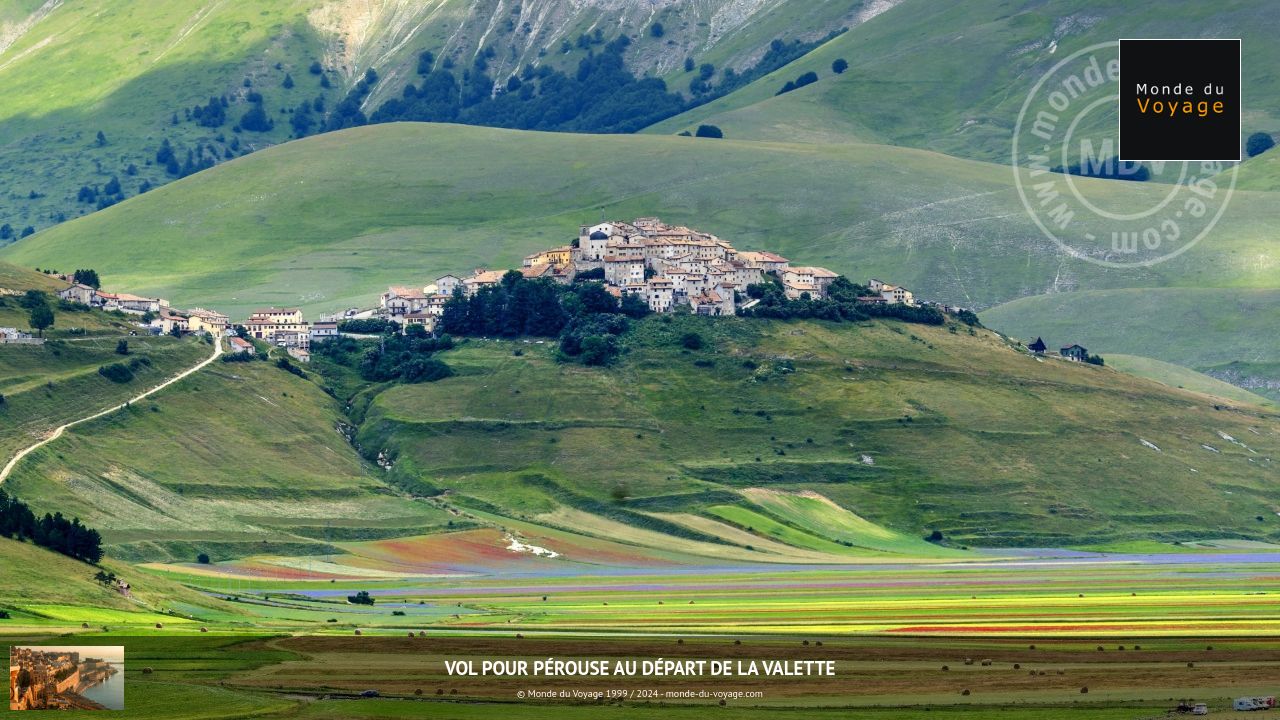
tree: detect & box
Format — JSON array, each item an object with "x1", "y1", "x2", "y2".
[
  {"x1": 1246, "y1": 131, "x2": 1275, "y2": 158},
  {"x1": 684, "y1": 56, "x2": 695, "y2": 72},
  {"x1": 29, "y1": 304, "x2": 53, "y2": 336},
  {"x1": 695, "y1": 124, "x2": 723, "y2": 138},
  {"x1": 115, "y1": 339, "x2": 129, "y2": 355},
  {"x1": 96, "y1": 130, "x2": 107, "y2": 146},
  {"x1": 832, "y1": 58, "x2": 848, "y2": 74},
  {"x1": 0, "y1": 224, "x2": 11, "y2": 240},
  {"x1": 620, "y1": 292, "x2": 649, "y2": 318},
  {"x1": 73, "y1": 268, "x2": 101, "y2": 289},
  {"x1": 348, "y1": 590, "x2": 375, "y2": 605},
  {"x1": 309, "y1": 60, "x2": 323, "y2": 75},
  {"x1": 650, "y1": 22, "x2": 664, "y2": 38},
  {"x1": 240, "y1": 102, "x2": 274, "y2": 132},
  {"x1": 282, "y1": 73, "x2": 294, "y2": 89},
  {"x1": 20, "y1": 226, "x2": 33, "y2": 238},
  {"x1": 680, "y1": 332, "x2": 704, "y2": 350},
  {"x1": 197, "y1": 552, "x2": 210, "y2": 564}
]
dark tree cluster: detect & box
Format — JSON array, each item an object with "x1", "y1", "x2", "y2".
[
  {"x1": 370, "y1": 37, "x2": 685, "y2": 134},
  {"x1": 0, "y1": 490, "x2": 103, "y2": 564},
  {"x1": 438, "y1": 271, "x2": 637, "y2": 366},
  {"x1": 777, "y1": 70, "x2": 819, "y2": 96},
  {"x1": 741, "y1": 276, "x2": 946, "y2": 326},
  {"x1": 323, "y1": 68, "x2": 379, "y2": 132},
  {"x1": 192, "y1": 95, "x2": 229, "y2": 128},
  {"x1": 1050, "y1": 157, "x2": 1149, "y2": 182},
  {"x1": 337, "y1": 318, "x2": 395, "y2": 334},
  {"x1": 72, "y1": 268, "x2": 101, "y2": 289},
  {"x1": 313, "y1": 330, "x2": 456, "y2": 384}
]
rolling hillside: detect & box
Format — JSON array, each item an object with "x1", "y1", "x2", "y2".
[
  {"x1": 8, "y1": 312, "x2": 1279, "y2": 559},
  {"x1": 648, "y1": 0, "x2": 1280, "y2": 160},
  {"x1": 3, "y1": 357, "x2": 449, "y2": 562},
  {"x1": 0, "y1": 261, "x2": 210, "y2": 460},
  {"x1": 353, "y1": 315, "x2": 1280, "y2": 547},
  {"x1": 4, "y1": 123, "x2": 1279, "y2": 321},
  {"x1": 0, "y1": 0, "x2": 868, "y2": 237}
]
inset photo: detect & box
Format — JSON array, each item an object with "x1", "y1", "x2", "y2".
[{"x1": 9, "y1": 646, "x2": 124, "y2": 711}]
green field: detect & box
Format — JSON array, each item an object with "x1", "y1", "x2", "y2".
[{"x1": 1104, "y1": 355, "x2": 1273, "y2": 407}]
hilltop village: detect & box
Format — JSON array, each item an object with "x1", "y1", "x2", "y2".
[{"x1": 30, "y1": 219, "x2": 1107, "y2": 370}]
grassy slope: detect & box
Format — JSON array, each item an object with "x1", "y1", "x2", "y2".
[
  {"x1": 5, "y1": 123, "x2": 1280, "y2": 321},
  {"x1": 1104, "y1": 354, "x2": 1273, "y2": 408},
  {"x1": 0, "y1": 536, "x2": 235, "y2": 622},
  {"x1": 981, "y1": 288, "x2": 1280, "y2": 370},
  {"x1": 356, "y1": 315, "x2": 1280, "y2": 547},
  {"x1": 0, "y1": 261, "x2": 210, "y2": 459},
  {"x1": 647, "y1": 0, "x2": 1280, "y2": 160},
  {"x1": 3, "y1": 357, "x2": 447, "y2": 562},
  {"x1": 0, "y1": 0, "x2": 858, "y2": 237}
]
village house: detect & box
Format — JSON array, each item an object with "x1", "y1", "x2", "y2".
[
  {"x1": 98, "y1": 291, "x2": 166, "y2": 315},
  {"x1": 154, "y1": 308, "x2": 189, "y2": 335},
  {"x1": 244, "y1": 307, "x2": 309, "y2": 346},
  {"x1": 868, "y1": 279, "x2": 915, "y2": 306},
  {"x1": 1028, "y1": 337, "x2": 1047, "y2": 355},
  {"x1": 1060, "y1": 343, "x2": 1088, "y2": 362},
  {"x1": 185, "y1": 308, "x2": 229, "y2": 336},
  {"x1": 309, "y1": 321, "x2": 338, "y2": 343},
  {"x1": 462, "y1": 269, "x2": 505, "y2": 295},
  {"x1": 57, "y1": 283, "x2": 98, "y2": 305},
  {"x1": 227, "y1": 336, "x2": 255, "y2": 355},
  {"x1": 0, "y1": 327, "x2": 42, "y2": 345},
  {"x1": 435, "y1": 274, "x2": 463, "y2": 297}
]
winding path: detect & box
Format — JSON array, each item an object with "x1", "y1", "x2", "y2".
[{"x1": 0, "y1": 337, "x2": 222, "y2": 484}]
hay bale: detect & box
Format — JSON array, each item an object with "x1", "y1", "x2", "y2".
[
  {"x1": 436, "y1": 688, "x2": 444, "y2": 695},
  {"x1": 1013, "y1": 663, "x2": 1021, "y2": 670},
  {"x1": 414, "y1": 689, "x2": 422, "y2": 696},
  {"x1": 200, "y1": 627, "x2": 208, "y2": 633},
  {"x1": 418, "y1": 631, "x2": 426, "y2": 637},
  {"x1": 1080, "y1": 686, "x2": 1088, "y2": 694},
  {"x1": 961, "y1": 689, "x2": 970, "y2": 696},
  {"x1": 407, "y1": 632, "x2": 415, "y2": 637},
  {"x1": 1096, "y1": 646, "x2": 1104, "y2": 651},
  {"x1": 677, "y1": 639, "x2": 683, "y2": 645},
  {"x1": 81, "y1": 622, "x2": 89, "y2": 629},
  {"x1": 142, "y1": 667, "x2": 154, "y2": 675},
  {"x1": 1028, "y1": 670, "x2": 1036, "y2": 676},
  {"x1": 815, "y1": 641, "x2": 823, "y2": 647},
  {"x1": 354, "y1": 629, "x2": 362, "y2": 635},
  {"x1": 941, "y1": 665, "x2": 949, "y2": 671},
  {"x1": 1205, "y1": 645, "x2": 1213, "y2": 651},
  {"x1": 734, "y1": 639, "x2": 741, "y2": 645},
  {"x1": 155, "y1": 623, "x2": 164, "y2": 629},
  {"x1": 515, "y1": 633, "x2": 524, "y2": 639},
  {"x1": 1187, "y1": 662, "x2": 1195, "y2": 668},
  {"x1": 1117, "y1": 645, "x2": 1125, "y2": 651},
  {"x1": 1028, "y1": 644, "x2": 1036, "y2": 650},
  {"x1": 802, "y1": 640, "x2": 810, "y2": 646},
  {"x1": 980, "y1": 659, "x2": 992, "y2": 666},
  {"x1": 1134, "y1": 644, "x2": 1141, "y2": 650},
  {"x1": 963, "y1": 658, "x2": 974, "y2": 665}
]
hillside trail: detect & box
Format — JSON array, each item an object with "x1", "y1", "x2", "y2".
[{"x1": 0, "y1": 336, "x2": 223, "y2": 484}]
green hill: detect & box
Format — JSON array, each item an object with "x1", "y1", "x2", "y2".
[
  {"x1": 0, "y1": 261, "x2": 211, "y2": 460},
  {"x1": 3, "y1": 357, "x2": 448, "y2": 563},
  {"x1": 4, "y1": 123, "x2": 1280, "y2": 322},
  {"x1": 9, "y1": 313, "x2": 1279, "y2": 556},
  {"x1": 1105, "y1": 354, "x2": 1274, "y2": 408},
  {"x1": 648, "y1": 0, "x2": 1280, "y2": 160},
  {"x1": 981, "y1": 288, "x2": 1280, "y2": 387},
  {"x1": 352, "y1": 315, "x2": 1280, "y2": 547},
  {"x1": 0, "y1": 0, "x2": 861, "y2": 237}
]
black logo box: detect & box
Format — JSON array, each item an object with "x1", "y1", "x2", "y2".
[{"x1": 1119, "y1": 39, "x2": 1241, "y2": 162}]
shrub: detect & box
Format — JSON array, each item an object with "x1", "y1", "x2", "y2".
[
  {"x1": 348, "y1": 590, "x2": 375, "y2": 605},
  {"x1": 694, "y1": 124, "x2": 723, "y2": 139},
  {"x1": 196, "y1": 553, "x2": 210, "y2": 564},
  {"x1": 1246, "y1": 131, "x2": 1275, "y2": 157},
  {"x1": 115, "y1": 339, "x2": 129, "y2": 355},
  {"x1": 97, "y1": 363, "x2": 134, "y2": 383},
  {"x1": 832, "y1": 58, "x2": 848, "y2": 74},
  {"x1": 680, "y1": 332, "x2": 704, "y2": 350}
]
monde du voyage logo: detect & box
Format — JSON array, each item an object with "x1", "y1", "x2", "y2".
[{"x1": 1012, "y1": 39, "x2": 1240, "y2": 268}]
